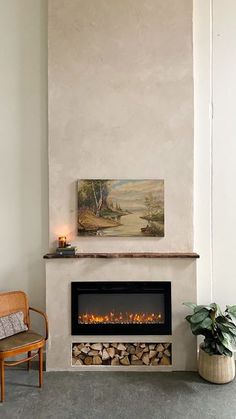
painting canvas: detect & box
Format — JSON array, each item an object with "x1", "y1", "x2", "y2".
[{"x1": 77, "y1": 179, "x2": 164, "y2": 237}]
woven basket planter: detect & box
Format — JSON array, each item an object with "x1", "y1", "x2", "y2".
[{"x1": 198, "y1": 344, "x2": 235, "y2": 384}]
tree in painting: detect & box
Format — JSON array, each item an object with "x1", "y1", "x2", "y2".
[{"x1": 78, "y1": 180, "x2": 109, "y2": 216}]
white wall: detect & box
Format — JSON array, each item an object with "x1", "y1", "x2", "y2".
[
  {"x1": 212, "y1": 0, "x2": 236, "y2": 306},
  {"x1": 193, "y1": 0, "x2": 212, "y2": 304},
  {"x1": 0, "y1": 0, "x2": 48, "y2": 332},
  {"x1": 194, "y1": 0, "x2": 236, "y2": 307}
]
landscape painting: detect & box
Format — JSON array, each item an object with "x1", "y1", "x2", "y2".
[{"x1": 77, "y1": 179, "x2": 164, "y2": 237}]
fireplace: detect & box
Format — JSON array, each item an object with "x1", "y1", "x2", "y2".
[{"x1": 71, "y1": 281, "x2": 171, "y2": 335}]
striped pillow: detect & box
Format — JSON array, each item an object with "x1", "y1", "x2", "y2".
[{"x1": 0, "y1": 311, "x2": 28, "y2": 340}]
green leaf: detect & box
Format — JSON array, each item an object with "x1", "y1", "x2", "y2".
[
  {"x1": 217, "y1": 321, "x2": 236, "y2": 335},
  {"x1": 226, "y1": 312, "x2": 236, "y2": 325},
  {"x1": 216, "y1": 343, "x2": 224, "y2": 354},
  {"x1": 194, "y1": 305, "x2": 211, "y2": 313},
  {"x1": 190, "y1": 309, "x2": 209, "y2": 324},
  {"x1": 185, "y1": 315, "x2": 192, "y2": 323},
  {"x1": 190, "y1": 324, "x2": 202, "y2": 335},
  {"x1": 227, "y1": 305, "x2": 236, "y2": 316},
  {"x1": 197, "y1": 317, "x2": 212, "y2": 330},
  {"x1": 217, "y1": 323, "x2": 231, "y2": 334},
  {"x1": 222, "y1": 347, "x2": 233, "y2": 357}
]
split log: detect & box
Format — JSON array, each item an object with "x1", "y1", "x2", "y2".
[
  {"x1": 148, "y1": 344, "x2": 156, "y2": 350},
  {"x1": 140, "y1": 343, "x2": 146, "y2": 348},
  {"x1": 102, "y1": 349, "x2": 110, "y2": 361},
  {"x1": 81, "y1": 346, "x2": 90, "y2": 354},
  {"x1": 121, "y1": 350, "x2": 129, "y2": 356},
  {"x1": 103, "y1": 343, "x2": 110, "y2": 348},
  {"x1": 149, "y1": 350, "x2": 157, "y2": 359},
  {"x1": 117, "y1": 343, "x2": 126, "y2": 351},
  {"x1": 84, "y1": 356, "x2": 93, "y2": 365},
  {"x1": 73, "y1": 346, "x2": 81, "y2": 357},
  {"x1": 90, "y1": 343, "x2": 103, "y2": 351},
  {"x1": 164, "y1": 349, "x2": 171, "y2": 357},
  {"x1": 111, "y1": 343, "x2": 118, "y2": 348},
  {"x1": 136, "y1": 350, "x2": 144, "y2": 360},
  {"x1": 163, "y1": 343, "x2": 171, "y2": 349},
  {"x1": 75, "y1": 358, "x2": 84, "y2": 365},
  {"x1": 142, "y1": 353, "x2": 150, "y2": 365},
  {"x1": 120, "y1": 356, "x2": 130, "y2": 365},
  {"x1": 159, "y1": 355, "x2": 171, "y2": 365},
  {"x1": 156, "y1": 344, "x2": 164, "y2": 352},
  {"x1": 135, "y1": 346, "x2": 143, "y2": 354},
  {"x1": 107, "y1": 347, "x2": 115, "y2": 358},
  {"x1": 111, "y1": 357, "x2": 120, "y2": 365},
  {"x1": 93, "y1": 355, "x2": 102, "y2": 365},
  {"x1": 88, "y1": 350, "x2": 99, "y2": 356},
  {"x1": 127, "y1": 345, "x2": 136, "y2": 354},
  {"x1": 151, "y1": 358, "x2": 159, "y2": 366},
  {"x1": 77, "y1": 343, "x2": 85, "y2": 350},
  {"x1": 131, "y1": 354, "x2": 139, "y2": 362}
]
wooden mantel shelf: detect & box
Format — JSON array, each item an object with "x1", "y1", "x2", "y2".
[{"x1": 44, "y1": 252, "x2": 200, "y2": 259}]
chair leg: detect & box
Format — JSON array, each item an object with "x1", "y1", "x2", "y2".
[
  {"x1": 0, "y1": 360, "x2": 5, "y2": 402},
  {"x1": 27, "y1": 351, "x2": 31, "y2": 371},
  {"x1": 39, "y1": 348, "x2": 43, "y2": 388}
]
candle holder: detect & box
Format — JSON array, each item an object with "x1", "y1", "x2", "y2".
[{"x1": 58, "y1": 236, "x2": 67, "y2": 248}]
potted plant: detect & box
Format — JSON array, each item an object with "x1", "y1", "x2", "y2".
[{"x1": 184, "y1": 302, "x2": 236, "y2": 383}]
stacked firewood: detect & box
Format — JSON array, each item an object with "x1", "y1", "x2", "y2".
[{"x1": 72, "y1": 342, "x2": 171, "y2": 366}]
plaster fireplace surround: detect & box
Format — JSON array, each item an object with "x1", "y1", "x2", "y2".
[{"x1": 46, "y1": 0, "x2": 197, "y2": 371}]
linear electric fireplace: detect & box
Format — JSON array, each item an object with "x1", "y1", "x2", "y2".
[{"x1": 71, "y1": 281, "x2": 171, "y2": 335}]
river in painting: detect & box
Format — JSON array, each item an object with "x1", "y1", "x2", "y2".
[{"x1": 98, "y1": 211, "x2": 147, "y2": 237}]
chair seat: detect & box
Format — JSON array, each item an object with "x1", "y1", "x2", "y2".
[{"x1": 0, "y1": 330, "x2": 44, "y2": 352}]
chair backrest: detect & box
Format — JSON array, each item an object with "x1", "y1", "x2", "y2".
[{"x1": 0, "y1": 291, "x2": 29, "y2": 327}]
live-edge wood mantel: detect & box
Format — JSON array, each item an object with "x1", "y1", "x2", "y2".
[{"x1": 44, "y1": 252, "x2": 200, "y2": 259}]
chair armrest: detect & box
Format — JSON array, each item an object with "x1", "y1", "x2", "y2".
[{"x1": 29, "y1": 307, "x2": 49, "y2": 340}]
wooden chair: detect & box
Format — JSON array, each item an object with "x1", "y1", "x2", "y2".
[{"x1": 0, "y1": 291, "x2": 48, "y2": 402}]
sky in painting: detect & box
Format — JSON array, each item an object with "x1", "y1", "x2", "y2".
[{"x1": 107, "y1": 179, "x2": 164, "y2": 211}]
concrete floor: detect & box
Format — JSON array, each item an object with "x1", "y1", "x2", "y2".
[{"x1": 0, "y1": 369, "x2": 236, "y2": 419}]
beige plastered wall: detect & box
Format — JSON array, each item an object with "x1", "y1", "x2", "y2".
[
  {"x1": 47, "y1": 0, "x2": 196, "y2": 371},
  {"x1": 48, "y1": 0, "x2": 194, "y2": 252}
]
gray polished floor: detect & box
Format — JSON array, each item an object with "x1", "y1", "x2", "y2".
[{"x1": 1, "y1": 369, "x2": 236, "y2": 419}]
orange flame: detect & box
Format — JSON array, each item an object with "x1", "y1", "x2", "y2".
[{"x1": 78, "y1": 311, "x2": 163, "y2": 324}]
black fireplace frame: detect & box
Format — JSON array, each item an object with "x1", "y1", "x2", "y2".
[{"x1": 71, "y1": 281, "x2": 171, "y2": 335}]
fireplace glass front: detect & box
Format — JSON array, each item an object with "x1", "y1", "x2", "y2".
[{"x1": 71, "y1": 282, "x2": 171, "y2": 335}]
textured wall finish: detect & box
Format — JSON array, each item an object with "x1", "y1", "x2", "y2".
[
  {"x1": 47, "y1": 0, "x2": 195, "y2": 371},
  {"x1": 46, "y1": 259, "x2": 197, "y2": 371},
  {"x1": 48, "y1": 0, "x2": 193, "y2": 252}
]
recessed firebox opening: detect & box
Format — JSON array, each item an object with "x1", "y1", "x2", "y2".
[{"x1": 71, "y1": 282, "x2": 171, "y2": 335}]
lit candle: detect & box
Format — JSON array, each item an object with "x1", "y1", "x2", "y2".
[{"x1": 58, "y1": 236, "x2": 67, "y2": 248}]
